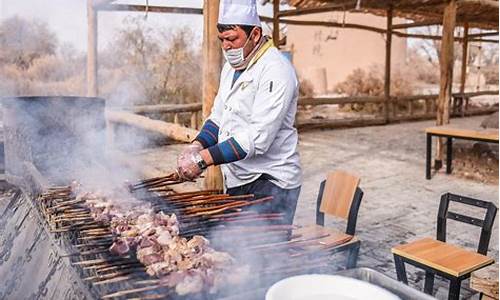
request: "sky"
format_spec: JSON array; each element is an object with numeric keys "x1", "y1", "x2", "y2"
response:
[{"x1": 0, "y1": 0, "x2": 274, "y2": 52}]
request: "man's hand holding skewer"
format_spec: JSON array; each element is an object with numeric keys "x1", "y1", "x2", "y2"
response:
[{"x1": 176, "y1": 142, "x2": 212, "y2": 181}]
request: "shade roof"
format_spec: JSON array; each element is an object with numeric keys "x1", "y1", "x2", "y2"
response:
[{"x1": 272, "y1": 0, "x2": 498, "y2": 30}]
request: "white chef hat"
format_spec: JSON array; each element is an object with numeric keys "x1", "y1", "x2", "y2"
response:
[{"x1": 218, "y1": 0, "x2": 261, "y2": 27}]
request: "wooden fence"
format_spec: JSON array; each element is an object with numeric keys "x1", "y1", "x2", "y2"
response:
[{"x1": 113, "y1": 90, "x2": 498, "y2": 132}]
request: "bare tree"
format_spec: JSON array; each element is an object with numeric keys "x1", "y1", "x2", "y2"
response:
[
  {"x1": 101, "y1": 17, "x2": 202, "y2": 106},
  {"x1": 0, "y1": 16, "x2": 57, "y2": 69}
]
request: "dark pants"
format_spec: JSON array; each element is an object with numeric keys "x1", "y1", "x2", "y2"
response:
[{"x1": 226, "y1": 176, "x2": 301, "y2": 225}]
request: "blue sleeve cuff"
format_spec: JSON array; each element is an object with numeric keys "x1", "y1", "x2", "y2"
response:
[
  {"x1": 207, "y1": 137, "x2": 248, "y2": 165},
  {"x1": 194, "y1": 119, "x2": 219, "y2": 148}
]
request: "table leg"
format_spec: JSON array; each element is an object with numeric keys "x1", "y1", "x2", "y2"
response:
[
  {"x1": 446, "y1": 137, "x2": 453, "y2": 174},
  {"x1": 426, "y1": 133, "x2": 432, "y2": 180}
]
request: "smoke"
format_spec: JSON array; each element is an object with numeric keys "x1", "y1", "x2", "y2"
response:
[{"x1": 0, "y1": 9, "x2": 204, "y2": 194}]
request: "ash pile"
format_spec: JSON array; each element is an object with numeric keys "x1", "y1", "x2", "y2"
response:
[{"x1": 0, "y1": 96, "x2": 347, "y2": 299}]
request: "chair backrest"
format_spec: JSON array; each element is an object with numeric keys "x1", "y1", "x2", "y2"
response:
[
  {"x1": 437, "y1": 193, "x2": 498, "y2": 255},
  {"x1": 315, "y1": 171, "x2": 363, "y2": 235}
]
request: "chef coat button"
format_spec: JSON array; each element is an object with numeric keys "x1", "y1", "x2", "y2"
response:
[{"x1": 224, "y1": 105, "x2": 227, "y2": 110}]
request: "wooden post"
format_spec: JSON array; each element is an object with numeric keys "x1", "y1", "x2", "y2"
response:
[
  {"x1": 460, "y1": 23, "x2": 469, "y2": 94},
  {"x1": 435, "y1": 0, "x2": 457, "y2": 166},
  {"x1": 190, "y1": 111, "x2": 198, "y2": 129},
  {"x1": 87, "y1": 0, "x2": 98, "y2": 97},
  {"x1": 384, "y1": 6, "x2": 393, "y2": 123},
  {"x1": 273, "y1": 0, "x2": 280, "y2": 47},
  {"x1": 202, "y1": 0, "x2": 223, "y2": 190}
]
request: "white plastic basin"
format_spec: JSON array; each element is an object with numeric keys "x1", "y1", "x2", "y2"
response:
[{"x1": 266, "y1": 274, "x2": 401, "y2": 300}]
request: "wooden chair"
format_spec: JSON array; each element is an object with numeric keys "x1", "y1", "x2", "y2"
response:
[
  {"x1": 293, "y1": 170, "x2": 363, "y2": 269},
  {"x1": 392, "y1": 193, "x2": 497, "y2": 300}
]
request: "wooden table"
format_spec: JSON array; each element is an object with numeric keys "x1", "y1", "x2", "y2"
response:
[
  {"x1": 425, "y1": 127, "x2": 499, "y2": 179},
  {"x1": 471, "y1": 263, "x2": 499, "y2": 300}
]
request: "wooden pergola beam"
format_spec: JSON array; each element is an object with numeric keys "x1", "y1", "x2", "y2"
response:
[
  {"x1": 468, "y1": 38, "x2": 498, "y2": 43},
  {"x1": 97, "y1": 4, "x2": 203, "y2": 15},
  {"x1": 392, "y1": 20, "x2": 442, "y2": 29},
  {"x1": 277, "y1": 3, "x2": 354, "y2": 17},
  {"x1": 467, "y1": 31, "x2": 499, "y2": 38},
  {"x1": 278, "y1": 18, "x2": 387, "y2": 34},
  {"x1": 390, "y1": 30, "x2": 498, "y2": 43},
  {"x1": 458, "y1": 0, "x2": 499, "y2": 8}
]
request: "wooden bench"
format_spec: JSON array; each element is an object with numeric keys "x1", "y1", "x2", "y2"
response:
[{"x1": 425, "y1": 126, "x2": 499, "y2": 179}]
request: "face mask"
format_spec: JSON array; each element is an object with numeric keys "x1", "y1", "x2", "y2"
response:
[
  {"x1": 223, "y1": 29, "x2": 254, "y2": 68},
  {"x1": 223, "y1": 47, "x2": 245, "y2": 68}
]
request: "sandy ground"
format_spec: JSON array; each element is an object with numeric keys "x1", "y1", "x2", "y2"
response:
[{"x1": 120, "y1": 115, "x2": 498, "y2": 299}]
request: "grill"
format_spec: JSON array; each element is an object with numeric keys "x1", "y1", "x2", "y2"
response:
[
  {"x1": 0, "y1": 96, "x2": 344, "y2": 299},
  {"x1": 34, "y1": 176, "x2": 343, "y2": 299}
]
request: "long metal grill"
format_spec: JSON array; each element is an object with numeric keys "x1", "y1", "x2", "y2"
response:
[{"x1": 35, "y1": 174, "x2": 350, "y2": 299}]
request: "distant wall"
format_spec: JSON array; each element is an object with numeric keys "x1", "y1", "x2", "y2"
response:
[{"x1": 286, "y1": 12, "x2": 408, "y2": 95}]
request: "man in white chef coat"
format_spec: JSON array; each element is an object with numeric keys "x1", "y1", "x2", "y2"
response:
[{"x1": 177, "y1": 0, "x2": 301, "y2": 225}]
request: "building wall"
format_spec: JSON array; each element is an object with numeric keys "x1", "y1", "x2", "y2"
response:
[{"x1": 285, "y1": 12, "x2": 408, "y2": 95}]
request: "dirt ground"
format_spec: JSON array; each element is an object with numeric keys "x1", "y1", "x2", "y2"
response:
[
  {"x1": 120, "y1": 115, "x2": 498, "y2": 300},
  {"x1": 453, "y1": 142, "x2": 498, "y2": 185}
]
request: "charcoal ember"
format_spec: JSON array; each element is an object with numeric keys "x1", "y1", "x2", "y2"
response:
[{"x1": 109, "y1": 239, "x2": 130, "y2": 256}]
